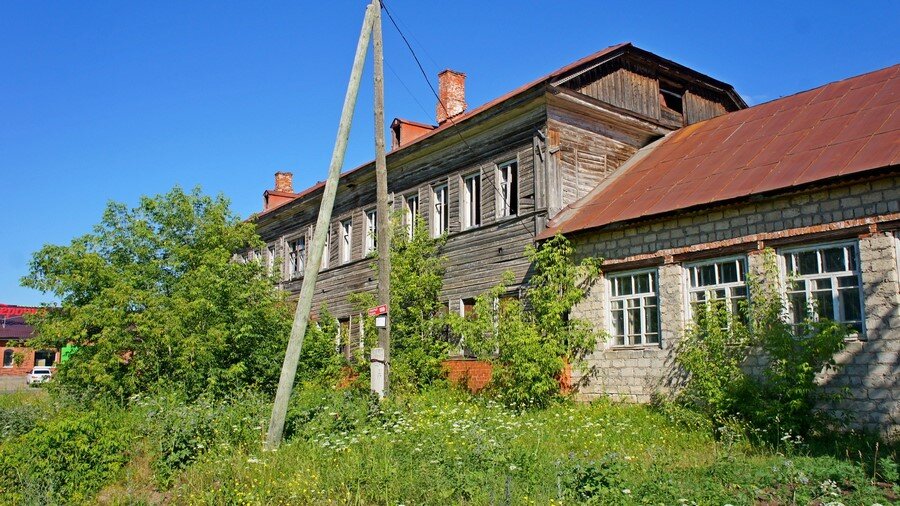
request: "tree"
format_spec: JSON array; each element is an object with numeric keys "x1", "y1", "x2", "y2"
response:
[
  {"x1": 22, "y1": 187, "x2": 292, "y2": 401},
  {"x1": 450, "y1": 234, "x2": 601, "y2": 408}
]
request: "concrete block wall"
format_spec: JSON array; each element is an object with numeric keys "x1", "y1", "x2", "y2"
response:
[{"x1": 569, "y1": 175, "x2": 900, "y2": 437}]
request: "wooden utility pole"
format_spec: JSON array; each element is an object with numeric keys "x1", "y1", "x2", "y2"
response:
[
  {"x1": 266, "y1": 2, "x2": 376, "y2": 450},
  {"x1": 372, "y1": 0, "x2": 391, "y2": 397}
]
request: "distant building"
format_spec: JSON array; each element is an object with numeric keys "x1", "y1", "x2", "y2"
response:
[{"x1": 0, "y1": 304, "x2": 58, "y2": 376}]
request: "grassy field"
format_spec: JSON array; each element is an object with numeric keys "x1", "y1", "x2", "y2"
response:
[{"x1": 1, "y1": 387, "x2": 897, "y2": 505}]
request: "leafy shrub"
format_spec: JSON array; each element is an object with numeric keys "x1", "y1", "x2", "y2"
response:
[
  {"x1": 140, "y1": 390, "x2": 269, "y2": 487},
  {"x1": 296, "y1": 305, "x2": 344, "y2": 385},
  {"x1": 677, "y1": 249, "x2": 849, "y2": 441},
  {"x1": 0, "y1": 393, "x2": 51, "y2": 439},
  {"x1": 21, "y1": 186, "x2": 293, "y2": 402},
  {"x1": 0, "y1": 406, "x2": 132, "y2": 504},
  {"x1": 451, "y1": 234, "x2": 600, "y2": 408},
  {"x1": 559, "y1": 452, "x2": 630, "y2": 503},
  {"x1": 284, "y1": 384, "x2": 383, "y2": 441}
]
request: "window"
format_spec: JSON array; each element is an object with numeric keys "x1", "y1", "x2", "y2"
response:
[
  {"x1": 3, "y1": 349, "x2": 13, "y2": 368},
  {"x1": 266, "y1": 245, "x2": 276, "y2": 273},
  {"x1": 497, "y1": 161, "x2": 518, "y2": 218},
  {"x1": 338, "y1": 318, "x2": 351, "y2": 358},
  {"x1": 405, "y1": 194, "x2": 419, "y2": 239},
  {"x1": 432, "y1": 184, "x2": 448, "y2": 237},
  {"x1": 687, "y1": 257, "x2": 748, "y2": 319},
  {"x1": 321, "y1": 231, "x2": 329, "y2": 270},
  {"x1": 287, "y1": 237, "x2": 306, "y2": 278},
  {"x1": 462, "y1": 173, "x2": 481, "y2": 229},
  {"x1": 784, "y1": 243, "x2": 863, "y2": 333},
  {"x1": 34, "y1": 350, "x2": 55, "y2": 367},
  {"x1": 365, "y1": 209, "x2": 377, "y2": 256},
  {"x1": 340, "y1": 219, "x2": 353, "y2": 264},
  {"x1": 608, "y1": 270, "x2": 660, "y2": 346}
]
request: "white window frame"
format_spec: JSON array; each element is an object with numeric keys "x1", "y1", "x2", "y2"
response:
[
  {"x1": 364, "y1": 209, "x2": 377, "y2": 256},
  {"x1": 432, "y1": 184, "x2": 448, "y2": 237},
  {"x1": 340, "y1": 219, "x2": 353, "y2": 264},
  {"x1": 607, "y1": 269, "x2": 660, "y2": 347},
  {"x1": 462, "y1": 172, "x2": 481, "y2": 230},
  {"x1": 684, "y1": 256, "x2": 749, "y2": 321},
  {"x1": 320, "y1": 230, "x2": 329, "y2": 271},
  {"x1": 405, "y1": 194, "x2": 419, "y2": 239},
  {"x1": 496, "y1": 160, "x2": 518, "y2": 218},
  {"x1": 780, "y1": 241, "x2": 864, "y2": 336},
  {"x1": 266, "y1": 244, "x2": 276, "y2": 273},
  {"x1": 286, "y1": 235, "x2": 306, "y2": 279}
]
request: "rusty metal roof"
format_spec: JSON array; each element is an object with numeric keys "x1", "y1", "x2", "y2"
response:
[{"x1": 540, "y1": 64, "x2": 899, "y2": 240}]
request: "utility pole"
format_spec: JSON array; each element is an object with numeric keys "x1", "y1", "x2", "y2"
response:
[
  {"x1": 266, "y1": 2, "x2": 376, "y2": 450},
  {"x1": 371, "y1": 0, "x2": 391, "y2": 398}
]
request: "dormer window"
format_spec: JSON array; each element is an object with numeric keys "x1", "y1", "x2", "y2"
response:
[{"x1": 659, "y1": 86, "x2": 683, "y2": 114}]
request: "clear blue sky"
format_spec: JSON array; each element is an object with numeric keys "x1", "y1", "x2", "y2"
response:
[{"x1": 2, "y1": 1, "x2": 898, "y2": 306}]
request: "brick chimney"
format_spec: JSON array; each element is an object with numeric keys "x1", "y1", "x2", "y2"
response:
[
  {"x1": 436, "y1": 69, "x2": 467, "y2": 125},
  {"x1": 264, "y1": 171, "x2": 297, "y2": 212},
  {"x1": 274, "y1": 171, "x2": 294, "y2": 193}
]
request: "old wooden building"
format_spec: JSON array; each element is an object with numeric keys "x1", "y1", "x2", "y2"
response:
[
  {"x1": 251, "y1": 43, "x2": 898, "y2": 435},
  {"x1": 251, "y1": 42, "x2": 743, "y2": 338}
]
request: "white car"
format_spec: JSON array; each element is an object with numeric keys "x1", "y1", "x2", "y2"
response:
[{"x1": 26, "y1": 367, "x2": 53, "y2": 386}]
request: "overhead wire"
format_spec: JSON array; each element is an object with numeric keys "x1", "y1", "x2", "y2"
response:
[{"x1": 379, "y1": 0, "x2": 537, "y2": 238}]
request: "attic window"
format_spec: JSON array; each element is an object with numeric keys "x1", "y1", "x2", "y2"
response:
[{"x1": 659, "y1": 86, "x2": 684, "y2": 114}]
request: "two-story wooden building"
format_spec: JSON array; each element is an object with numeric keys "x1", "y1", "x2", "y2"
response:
[
  {"x1": 251, "y1": 42, "x2": 744, "y2": 344},
  {"x1": 250, "y1": 43, "x2": 898, "y2": 436}
]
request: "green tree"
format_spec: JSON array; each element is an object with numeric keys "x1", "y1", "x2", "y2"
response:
[
  {"x1": 351, "y1": 215, "x2": 451, "y2": 392},
  {"x1": 22, "y1": 187, "x2": 293, "y2": 401},
  {"x1": 451, "y1": 234, "x2": 602, "y2": 408},
  {"x1": 677, "y1": 250, "x2": 849, "y2": 440}
]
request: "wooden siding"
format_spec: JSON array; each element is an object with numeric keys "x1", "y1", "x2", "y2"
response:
[
  {"x1": 257, "y1": 103, "x2": 546, "y2": 319},
  {"x1": 684, "y1": 90, "x2": 728, "y2": 125},
  {"x1": 546, "y1": 109, "x2": 642, "y2": 213},
  {"x1": 576, "y1": 67, "x2": 660, "y2": 121}
]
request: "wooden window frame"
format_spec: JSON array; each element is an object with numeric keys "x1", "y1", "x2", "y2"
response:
[
  {"x1": 607, "y1": 269, "x2": 660, "y2": 347},
  {"x1": 496, "y1": 160, "x2": 519, "y2": 219},
  {"x1": 462, "y1": 172, "x2": 482, "y2": 230}
]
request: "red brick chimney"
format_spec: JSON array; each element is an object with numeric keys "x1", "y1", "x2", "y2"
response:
[
  {"x1": 436, "y1": 69, "x2": 467, "y2": 125},
  {"x1": 264, "y1": 171, "x2": 297, "y2": 212},
  {"x1": 274, "y1": 171, "x2": 294, "y2": 193}
]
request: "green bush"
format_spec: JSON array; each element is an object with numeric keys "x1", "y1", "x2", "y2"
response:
[
  {"x1": 21, "y1": 186, "x2": 294, "y2": 402},
  {"x1": 140, "y1": 390, "x2": 269, "y2": 487},
  {"x1": 0, "y1": 406, "x2": 132, "y2": 504},
  {"x1": 451, "y1": 234, "x2": 601, "y2": 408},
  {"x1": 677, "y1": 249, "x2": 849, "y2": 441},
  {"x1": 0, "y1": 393, "x2": 51, "y2": 439}
]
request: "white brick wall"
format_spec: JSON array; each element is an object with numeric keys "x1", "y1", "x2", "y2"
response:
[{"x1": 570, "y1": 176, "x2": 900, "y2": 438}]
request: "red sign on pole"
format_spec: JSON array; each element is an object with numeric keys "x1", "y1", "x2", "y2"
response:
[{"x1": 367, "y1": 304, "x2": 388, "y2": 317}]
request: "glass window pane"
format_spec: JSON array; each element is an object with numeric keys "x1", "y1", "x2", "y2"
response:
[
  {"x1": 840, "y1": 287, "x2": 861, "y2": 323},
  {"x1": 838, "y1": 275, "x2": 857, "y2": 287},
  {"x1": 618, "y1": 277, "x2": 633, "y2": 296},
  {"x1": 698, "y1": 264, "x2": 716, "y2": 286},
  {"x1": 635, "y1": 273, "x2": 650, "y2": 293},
  {"x1": 813, "y1": 291, "x2": 834, "y2": 320},
  {"x1": 823, "y1": 247, "x2": 845, "y2": 272},
  {"x1": 628, "y1": 308, "x2": 642, "y2": 336},
  {"x1": 645, "y1": 332, "x2": 660, "y2": 344},
  {"x1": 798, "y1": 250, "x2": 819, "y2": 275},
  {"x1": 732, "y1": 286, "x2": 747, "y2": 298},
  {"x1": 847, "y1": 246, "x2": 857, "y2": 270},
  {"x1": 815, "y1": 278, "x2": 833, "y2": 290},
  {"x1": 645, "y1": 304, "x2": 659, "y2": 335},
  {"x1": 720, "y1": 261, "x2": 739, "y2": 283},
  {"x1": 789, "y1": 292, "x2": 808, "y2": 322},
  {"x1": 612, "y1": 310, "x2": 625, "y2": 341}
]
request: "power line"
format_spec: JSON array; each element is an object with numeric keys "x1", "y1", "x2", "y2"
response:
[{"x1": 379, "y1": 1, "x2": 536, "y2": 238}]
